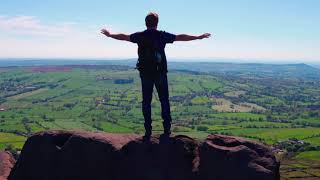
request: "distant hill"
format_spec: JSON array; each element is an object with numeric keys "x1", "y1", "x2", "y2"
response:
[
  {"x1": 1, "y1": 59, "x2": 319, "y2": 79},
  {"x1": 312, "y1": 64, "x2": 320, "y2": 69},
  {"x1": 169, "y1": 62, "x2": 320, "y2": 79},
  {"x1": 0, "y1": 59, "x2": 135, "y2": 67}
]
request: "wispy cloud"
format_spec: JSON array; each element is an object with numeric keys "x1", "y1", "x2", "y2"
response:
[
  {"x1": 0, "y1": 15, "x2": 137, "y2": 58},
  {"x1": 0, "y1": 15, "x2": 319, "y2": 62},
  {"x1": 0, "y1": 16, "x2": 74, "y2": 37}
]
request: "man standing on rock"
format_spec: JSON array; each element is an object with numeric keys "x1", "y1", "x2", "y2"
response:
[{"x1": 101, "y1": 12, "x2": 211, "y2": 139}]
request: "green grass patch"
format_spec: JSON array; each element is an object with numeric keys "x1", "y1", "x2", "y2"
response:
[
  {"x1": 0, "y1": 132, "x2": 26, "y2": 150},
  {"x1": 296, "y1": 151, "x2": 320, "y2": 161}
]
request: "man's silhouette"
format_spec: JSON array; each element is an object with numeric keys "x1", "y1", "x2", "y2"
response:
[{"x1": 101, "y1": 12, "x2": 211, "y2": 139}]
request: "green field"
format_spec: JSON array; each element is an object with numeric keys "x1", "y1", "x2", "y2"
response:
[
  {"x1": 0, "y1": 64, "x2": 320, "y2": 179},
  {"x1": 296, "y1": 151, "x2": 320, "y2": 161},
  {"x1": 0, "y1": 132, "x2": 26, "y2": 150}
]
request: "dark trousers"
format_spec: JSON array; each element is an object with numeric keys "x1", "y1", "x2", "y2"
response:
[{"x1": 140, "y1": 73, "x2": 172, "y2": 135}]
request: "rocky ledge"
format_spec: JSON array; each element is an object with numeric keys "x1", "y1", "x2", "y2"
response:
[
  {"x1": 0, "y1": 151, "x2": 16, "y2": 180},
  {"x1": 7, "y1": 130, "x2": 280, "y2": 180}
]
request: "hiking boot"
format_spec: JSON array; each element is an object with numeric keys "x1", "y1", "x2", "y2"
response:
[
  {"x1": 142, "y1": 131, "x2": 151, "y2": 142},
  {"x1": 159, "y1": 133, "x2": 171, "y2": 143},
  {"x1": 163, "y1": 129, "x2": 171, "y2": 136}
]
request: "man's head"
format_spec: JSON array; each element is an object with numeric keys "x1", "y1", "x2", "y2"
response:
[{"x1": 145, "y1": 12, "x2": 159, "y2": 29}]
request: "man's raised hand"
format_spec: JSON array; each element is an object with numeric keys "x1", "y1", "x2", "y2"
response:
[
  {"x1": 100, "y1": 29, "x2": 131, "y2": 41},
  {"x1": 198, "y1": 33, "x2": 211, "y2": 39},
  {"x1": 101, "y1": 29, "x2": 111, "y2": 37}
]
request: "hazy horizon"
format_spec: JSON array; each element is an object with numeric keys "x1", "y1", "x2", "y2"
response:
[{"x1": 0, "y1": 58, "x2": 319, "y2": 67}]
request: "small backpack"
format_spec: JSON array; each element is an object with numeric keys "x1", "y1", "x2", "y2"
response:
[{"x1": 136, "y1": 32, "x2": 163, "y2": 74}]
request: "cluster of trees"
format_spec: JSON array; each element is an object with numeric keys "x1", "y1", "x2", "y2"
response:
[
  {"x1": 197, "y1": 126, "x2": 209, "y2": 131},
  {"x1": 63, "y1": 102, "x2": 77, "y2": 109},
  {"x1": 0, "y1": 97, "x2": 6, "y2": 104},
  {"x1": 242, "y1": 124, "x2": 286, "y2": 129},
  {"x1": 275, "y1": 138, "x2": 320, "y2": 153},
  {"x1": 293, "y1": 121, "x2": 320, "y2": 128},
  {"x1": 41, "y1": 114, "x2": 55, "y2": 122}
]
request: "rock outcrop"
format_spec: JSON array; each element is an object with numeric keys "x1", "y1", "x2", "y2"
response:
[
  {"x1": 199, "y1": 134, "x2": 280, "y2": 180},
  {"x1": 8, "y1": 130, "x2": 280, "y2": 180},
  {"x1": 0, "y1": 151, "x2": 16, "y2": 180}
]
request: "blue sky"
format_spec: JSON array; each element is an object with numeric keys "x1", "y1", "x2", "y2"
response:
[{"x1": 0, "y1": 0, "x2": 319, "y2": 62}]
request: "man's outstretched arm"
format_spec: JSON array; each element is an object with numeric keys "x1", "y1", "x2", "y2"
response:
[
  {"x1": 175, "y1": 33, "x2": 211, "y2": 41},
  {"x1": 101, "y1": 29, "x2": 130, "y2": 41}
]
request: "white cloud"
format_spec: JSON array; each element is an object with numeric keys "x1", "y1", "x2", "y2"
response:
[
  {"x1": 0, "y1": 16, "x2": 73, "y2": 37},
  {"x1": 0, "y1": 15, "x2": 138, "y2": 58},
  {"x1": 0, "y1": 15, "x2": 319, "y2": 62}
]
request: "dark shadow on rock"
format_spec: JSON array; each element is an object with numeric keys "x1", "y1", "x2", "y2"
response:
[
  {"x1": 118, "y1": 134, "x2": 198, "y2": 180},
  {"x1": 8, "y1": 131, "x2": 279, "y2": 180},
  {"x1": 198, "y1": 134, "x2": 280, "y2": 180}
]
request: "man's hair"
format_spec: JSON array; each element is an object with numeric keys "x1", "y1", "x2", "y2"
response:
[{"x1": 145, "y1": 12, "x2": 159, "y2": 28}]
